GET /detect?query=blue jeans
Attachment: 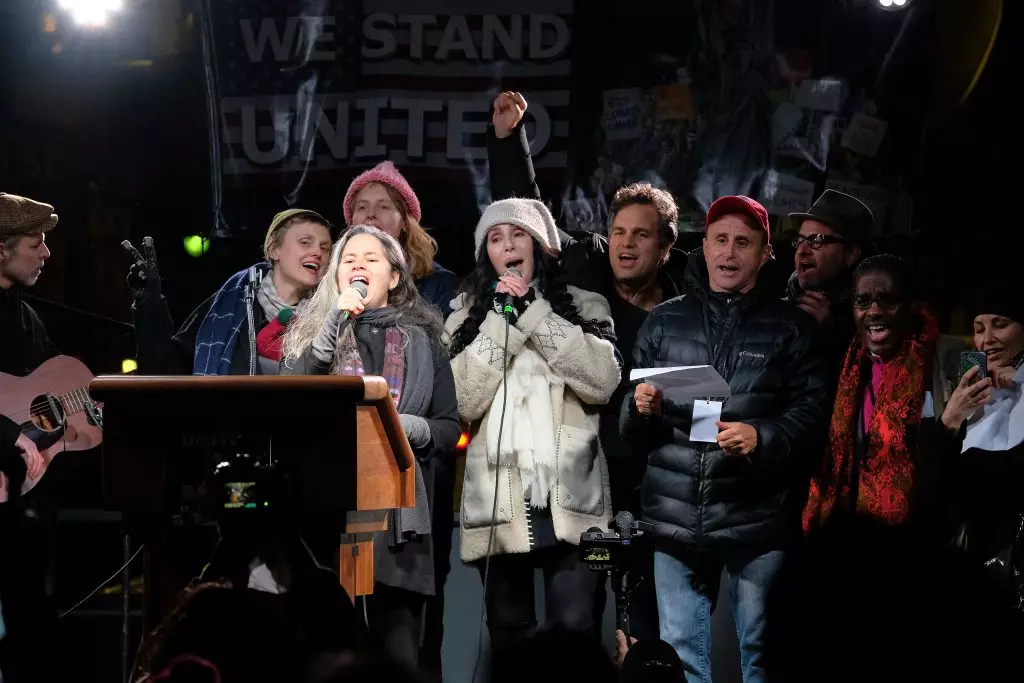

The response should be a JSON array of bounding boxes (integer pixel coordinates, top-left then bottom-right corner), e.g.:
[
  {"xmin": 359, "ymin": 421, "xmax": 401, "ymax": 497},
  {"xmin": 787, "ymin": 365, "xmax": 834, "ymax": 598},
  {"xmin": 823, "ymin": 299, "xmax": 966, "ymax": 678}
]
[{"xmin": 654, "ymin": 546, "xmax": 786, "ymax": 683}]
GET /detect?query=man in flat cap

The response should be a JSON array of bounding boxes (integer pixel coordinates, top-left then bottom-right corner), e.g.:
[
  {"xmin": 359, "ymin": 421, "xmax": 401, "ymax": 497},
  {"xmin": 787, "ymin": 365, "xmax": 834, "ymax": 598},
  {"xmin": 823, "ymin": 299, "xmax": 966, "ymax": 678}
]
[
  {"xmin": 785, "ymin": 189, "xmax": 874, "ymax": 398},
  {"xmin": 0, "ymin": 192, "xmax": 58, "ymax": 373},
  {"xmin": 0, "ymin": 192, "xmax": 60, "ymax": 681}
]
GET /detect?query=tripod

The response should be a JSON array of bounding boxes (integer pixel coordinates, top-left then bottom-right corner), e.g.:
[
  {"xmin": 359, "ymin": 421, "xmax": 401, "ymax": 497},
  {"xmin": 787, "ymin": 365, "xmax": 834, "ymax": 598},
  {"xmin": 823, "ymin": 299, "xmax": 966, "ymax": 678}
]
[
  {"xmin": 611, "ymin": 563, "xmax": 647, "ymax": 637},
  {"xmin": 197, "ymin": 510, "xmax": 327, "ymax": 592}
]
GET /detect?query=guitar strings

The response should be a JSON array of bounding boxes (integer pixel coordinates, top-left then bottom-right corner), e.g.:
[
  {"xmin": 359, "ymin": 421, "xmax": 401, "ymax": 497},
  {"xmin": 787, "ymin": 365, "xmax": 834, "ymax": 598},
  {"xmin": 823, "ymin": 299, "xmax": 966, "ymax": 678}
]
[{"xmin": 23, "ymin": 386, "xmax": 94, "ymax": 420}]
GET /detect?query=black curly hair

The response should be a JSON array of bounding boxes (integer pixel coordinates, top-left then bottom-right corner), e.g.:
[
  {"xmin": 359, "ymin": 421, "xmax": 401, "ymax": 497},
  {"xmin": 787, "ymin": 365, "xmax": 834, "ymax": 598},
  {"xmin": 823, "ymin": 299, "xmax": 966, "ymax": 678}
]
[{"xmin": 447, "ymin": 239, "xmax": 614, "ymax": 357}]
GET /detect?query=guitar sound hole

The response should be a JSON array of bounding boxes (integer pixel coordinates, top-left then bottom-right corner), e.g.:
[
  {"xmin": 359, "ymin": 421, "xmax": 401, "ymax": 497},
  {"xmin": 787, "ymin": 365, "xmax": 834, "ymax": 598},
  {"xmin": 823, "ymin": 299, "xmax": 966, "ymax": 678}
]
[{"xmin": 29, "ymin": 394, "xmax": 64, "ymax": 432}]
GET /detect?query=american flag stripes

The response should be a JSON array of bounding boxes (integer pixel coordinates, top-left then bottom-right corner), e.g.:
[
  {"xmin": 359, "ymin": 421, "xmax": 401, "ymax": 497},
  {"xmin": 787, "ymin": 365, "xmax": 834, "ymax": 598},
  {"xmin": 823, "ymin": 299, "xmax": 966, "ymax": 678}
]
[{"xmin": 211, "ymin": 0, "xmax": 573, "ymax": 178}]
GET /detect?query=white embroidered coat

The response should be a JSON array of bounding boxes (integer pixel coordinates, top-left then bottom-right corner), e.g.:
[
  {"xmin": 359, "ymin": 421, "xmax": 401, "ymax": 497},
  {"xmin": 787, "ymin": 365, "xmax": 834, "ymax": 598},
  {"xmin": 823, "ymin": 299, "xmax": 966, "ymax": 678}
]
[{"xmin": 445, "ymin": 286, "xmax": 621, "ymax": 562}]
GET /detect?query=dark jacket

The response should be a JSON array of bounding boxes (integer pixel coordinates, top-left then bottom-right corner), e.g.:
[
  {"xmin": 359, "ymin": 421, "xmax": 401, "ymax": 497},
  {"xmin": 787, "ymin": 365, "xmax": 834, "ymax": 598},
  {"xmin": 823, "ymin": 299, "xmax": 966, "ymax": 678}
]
[
  {"xmin": 0, "ymin": 286, "xmax": 57, "ymax": 378},
  {"xmin": 952, "ymin": 441, "xmax": 1024, "ymax": 575},
  {"xmin": 620, "ymin": 250, "xmax": 829, "ymax": 549},
  {"xmin": 782, "ymin": 271, "xmax": 856, "ymax": 402},
  {"xmin": 0, "ymin": 416, "xmax": 20, "ymax": 451},
  {"xmin": 1, "ymin": 285, "xmax": 58, "ymax": 451},
  {"xmin": 416, "ymin": 262, "xmax": 459, "ymax": 319}
]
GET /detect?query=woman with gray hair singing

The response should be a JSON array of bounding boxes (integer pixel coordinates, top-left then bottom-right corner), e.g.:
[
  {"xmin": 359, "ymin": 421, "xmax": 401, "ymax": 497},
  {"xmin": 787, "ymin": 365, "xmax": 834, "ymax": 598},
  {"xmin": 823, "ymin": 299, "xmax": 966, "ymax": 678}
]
[{"xmin": 281, "ymin": 224, "xmax": 461, "ymax": 668}]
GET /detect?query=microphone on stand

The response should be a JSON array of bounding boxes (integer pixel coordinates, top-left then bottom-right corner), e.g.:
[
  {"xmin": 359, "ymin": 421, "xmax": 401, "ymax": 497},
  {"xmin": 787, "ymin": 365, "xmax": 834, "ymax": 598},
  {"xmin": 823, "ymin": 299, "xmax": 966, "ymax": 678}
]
[
  {"xmin": 614, "ymin": 510, "xmax": 635, "ymax": 543},
  {"xmin": 498, "ymin": 267, "xmax": 522, "ymax": 318},
  {"xmin": 340, "ymin": 280, "xmax": 368, "ymax": 322}
]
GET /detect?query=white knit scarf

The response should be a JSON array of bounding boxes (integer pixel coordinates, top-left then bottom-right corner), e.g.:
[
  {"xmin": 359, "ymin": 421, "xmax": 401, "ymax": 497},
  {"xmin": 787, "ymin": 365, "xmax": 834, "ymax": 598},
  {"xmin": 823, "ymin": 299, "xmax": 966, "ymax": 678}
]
[{"xmin": 486, "ymin": 344, "xmax": 558, "ymax": 508}]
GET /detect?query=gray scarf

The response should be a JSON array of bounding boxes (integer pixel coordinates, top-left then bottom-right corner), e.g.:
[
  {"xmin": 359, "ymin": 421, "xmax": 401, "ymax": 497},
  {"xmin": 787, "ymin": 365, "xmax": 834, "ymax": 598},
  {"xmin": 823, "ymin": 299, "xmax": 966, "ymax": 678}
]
[
  {"xmin": 256, "ymin": 270, "xmax": 292, "ymax": 322},
  {"xmin": 383, "ymin": 318, "xmax": 434, "ymax": 545}
]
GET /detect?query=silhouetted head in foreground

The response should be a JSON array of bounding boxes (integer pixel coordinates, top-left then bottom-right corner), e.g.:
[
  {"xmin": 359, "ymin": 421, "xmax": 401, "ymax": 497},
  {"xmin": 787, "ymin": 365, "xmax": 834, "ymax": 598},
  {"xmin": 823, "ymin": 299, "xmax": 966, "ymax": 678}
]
[{"xmin": 620, "ymin": 638, "xmax": 684, "ymax": 683}]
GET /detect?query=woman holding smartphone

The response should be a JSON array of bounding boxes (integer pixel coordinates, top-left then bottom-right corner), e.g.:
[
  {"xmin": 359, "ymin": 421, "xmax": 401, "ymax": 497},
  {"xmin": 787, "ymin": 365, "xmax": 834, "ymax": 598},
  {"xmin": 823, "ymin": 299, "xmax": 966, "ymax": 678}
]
[{"xmin": 949, "ymin": 281, "xmax": 1023, "ymax": 609}]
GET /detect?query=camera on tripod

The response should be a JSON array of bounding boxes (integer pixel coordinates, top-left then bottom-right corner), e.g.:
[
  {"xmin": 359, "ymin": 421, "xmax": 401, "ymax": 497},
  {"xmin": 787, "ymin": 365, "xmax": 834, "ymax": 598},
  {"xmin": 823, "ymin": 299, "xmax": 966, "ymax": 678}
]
[
  {"xmin": 579, "ymin": 511, "xmax": 654, "ymax": 636},
  {"xmin": 579, "ymin": 511, "xmax": 653, "ymax": 572},
  {"xmin": 195, "ymin": 435, "xmax": 288, "ymax": 526},
  {"xmin": 212, "ymin": 451, "xmax": 275, "ymax": 515}
]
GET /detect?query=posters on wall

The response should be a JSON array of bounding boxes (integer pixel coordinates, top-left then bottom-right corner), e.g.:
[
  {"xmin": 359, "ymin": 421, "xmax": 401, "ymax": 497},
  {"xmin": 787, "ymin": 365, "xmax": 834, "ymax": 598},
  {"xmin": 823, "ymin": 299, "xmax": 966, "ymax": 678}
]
[
  {"xmin": 567, "ymin": 3, "xmax": 925, "ymax": 238},
  {"xmin": 602, "ymin": 88, "xmax": 644, "ymax": 141}
]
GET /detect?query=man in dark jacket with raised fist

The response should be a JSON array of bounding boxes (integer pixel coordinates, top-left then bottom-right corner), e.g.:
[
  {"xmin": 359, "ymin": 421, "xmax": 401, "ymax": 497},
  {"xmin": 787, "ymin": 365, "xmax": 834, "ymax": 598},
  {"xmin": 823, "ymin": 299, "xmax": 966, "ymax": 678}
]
[{"xmin": 620, "ymin": 196, "xmax": 828, "ymax": 683}]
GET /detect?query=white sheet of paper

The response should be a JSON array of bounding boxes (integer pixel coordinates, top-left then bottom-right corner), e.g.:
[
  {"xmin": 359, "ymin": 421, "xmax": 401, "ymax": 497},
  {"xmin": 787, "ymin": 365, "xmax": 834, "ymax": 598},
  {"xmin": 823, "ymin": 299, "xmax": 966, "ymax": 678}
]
[
  {"xmin": 629, "ymin": 365, "xmax": 731, "ymax": 399},
  {"xmin": 921, "ymin": 391, "xmax": 935, "ymax": 419},
  {"xmin": 691, "ymin": 400, "xmax": 723, "ymax": 443}
]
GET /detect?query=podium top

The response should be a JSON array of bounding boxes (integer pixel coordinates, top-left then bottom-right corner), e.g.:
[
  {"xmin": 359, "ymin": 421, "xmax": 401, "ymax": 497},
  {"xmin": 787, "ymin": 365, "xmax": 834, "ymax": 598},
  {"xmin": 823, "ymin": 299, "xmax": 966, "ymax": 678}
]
[{"xmin": 90, "ymin": 374, "xmax": 388, "ymax": 400}]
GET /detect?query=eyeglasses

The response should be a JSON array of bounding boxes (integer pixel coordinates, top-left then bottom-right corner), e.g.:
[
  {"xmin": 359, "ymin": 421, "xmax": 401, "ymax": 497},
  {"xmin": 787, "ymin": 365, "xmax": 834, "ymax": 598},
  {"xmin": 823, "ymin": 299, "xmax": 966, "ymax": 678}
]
[
  {"xmin": 852, "ymin": 293, "xmax": 903, "ymax": 311},
  {"xmin": 791, "ymin": 233, "xmax": 849, "ymax": 250}
]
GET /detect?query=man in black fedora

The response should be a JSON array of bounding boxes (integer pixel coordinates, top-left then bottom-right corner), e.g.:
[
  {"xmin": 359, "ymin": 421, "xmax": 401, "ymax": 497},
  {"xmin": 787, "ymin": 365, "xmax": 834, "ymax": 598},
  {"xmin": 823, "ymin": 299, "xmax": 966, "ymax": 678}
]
[{"xmin": 785, "ymin": 189, "xmax": 874, "ymax": 396}]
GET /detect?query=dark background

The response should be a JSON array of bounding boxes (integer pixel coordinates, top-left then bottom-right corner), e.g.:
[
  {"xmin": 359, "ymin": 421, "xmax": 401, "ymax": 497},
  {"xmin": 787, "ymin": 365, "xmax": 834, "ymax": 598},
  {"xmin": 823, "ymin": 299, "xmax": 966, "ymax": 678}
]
[
  {"xmin": 0, "ymin": 0, "xmax": 1017, "ymax": 680},
  {"xmin": 1, "ymin": 0, "xmax": 1015, "ymax": 377}
]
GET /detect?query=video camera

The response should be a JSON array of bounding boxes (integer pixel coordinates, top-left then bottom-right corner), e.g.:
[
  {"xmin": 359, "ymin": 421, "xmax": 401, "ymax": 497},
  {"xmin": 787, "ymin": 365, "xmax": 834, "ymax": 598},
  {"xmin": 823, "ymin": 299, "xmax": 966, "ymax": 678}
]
[
  {"xmin": 211, "ymin": 449, "xmax": 279, "ymax": 517},
  {"xmin": 176, "ymin": 433, "xmax": 290, "ymax": 529},
  {"xmin": 580, "ymin": 511, "xmax": 653, "ymax": 572},
  {"xmin": 580, "ymin": 511, "xmax": 654, "ymax": 636}
]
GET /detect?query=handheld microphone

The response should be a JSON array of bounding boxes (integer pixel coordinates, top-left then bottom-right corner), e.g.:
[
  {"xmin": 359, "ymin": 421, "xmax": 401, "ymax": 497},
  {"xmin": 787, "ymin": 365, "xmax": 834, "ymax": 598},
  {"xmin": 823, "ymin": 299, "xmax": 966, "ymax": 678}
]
[
  {"xmin": 340, "ymin": 280, "xmax": 368, "ymax": 321},
  {"xmin": 499, "ymin": 267, "xmax": 522, "ymax": 317}
]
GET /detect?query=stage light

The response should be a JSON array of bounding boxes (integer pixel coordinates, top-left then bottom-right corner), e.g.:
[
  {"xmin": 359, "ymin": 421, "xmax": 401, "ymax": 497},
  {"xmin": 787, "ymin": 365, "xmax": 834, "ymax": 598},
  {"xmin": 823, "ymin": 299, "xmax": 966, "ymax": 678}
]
[
  {"xmin": 183, "ymin": 235, "xmax": 210, "ymax": 258},
  {"xmin": 877, "ymin": 0, "xmax": 911, "ymax": 9},
  {"xmin": 121, "ymin": 358, "xmax": 137, "ymax": 374},
  {"xmin": 57, "ymin": 0, "xmax": 123, "ymax": 28}
]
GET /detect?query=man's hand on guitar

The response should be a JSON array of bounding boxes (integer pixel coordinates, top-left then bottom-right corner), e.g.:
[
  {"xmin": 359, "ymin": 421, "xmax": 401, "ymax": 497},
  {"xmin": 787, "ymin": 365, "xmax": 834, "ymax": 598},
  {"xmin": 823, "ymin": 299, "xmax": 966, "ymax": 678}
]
[{"xmin": 15, "ymin": 433, "xmax": 45, "ymax": 480}]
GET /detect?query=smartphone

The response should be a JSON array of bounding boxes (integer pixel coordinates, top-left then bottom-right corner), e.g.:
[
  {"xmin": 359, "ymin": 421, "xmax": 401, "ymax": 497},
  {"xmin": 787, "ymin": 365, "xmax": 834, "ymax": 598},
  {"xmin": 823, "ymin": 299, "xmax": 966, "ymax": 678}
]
[{"xmin": 960, "ymin": 351, "xmax": 988, "ymax": 382}]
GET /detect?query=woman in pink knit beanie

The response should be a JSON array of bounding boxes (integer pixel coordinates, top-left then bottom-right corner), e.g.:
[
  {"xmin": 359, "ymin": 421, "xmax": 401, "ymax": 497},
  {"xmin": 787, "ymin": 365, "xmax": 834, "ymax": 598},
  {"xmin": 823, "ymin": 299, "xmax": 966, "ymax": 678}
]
[{"xmin": 343, "ymin": 161, "xmax": 457, "ymax": 316}]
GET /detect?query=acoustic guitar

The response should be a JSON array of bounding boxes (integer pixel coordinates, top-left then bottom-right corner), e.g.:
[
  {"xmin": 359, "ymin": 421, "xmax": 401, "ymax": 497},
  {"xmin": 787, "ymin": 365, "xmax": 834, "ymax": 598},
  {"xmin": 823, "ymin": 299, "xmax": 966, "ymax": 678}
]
[{"xmin": 0, "ymin": 355, "xmax": 102, "ymax": 500}]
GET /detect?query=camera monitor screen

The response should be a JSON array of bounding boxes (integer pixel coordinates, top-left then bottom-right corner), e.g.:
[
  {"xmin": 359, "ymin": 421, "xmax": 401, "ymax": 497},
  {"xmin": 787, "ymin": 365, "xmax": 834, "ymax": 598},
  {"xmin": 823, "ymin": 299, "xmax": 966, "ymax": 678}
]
[{"xmin": 223, "ymin": 481, "xmax": 261, "ymax": 509}]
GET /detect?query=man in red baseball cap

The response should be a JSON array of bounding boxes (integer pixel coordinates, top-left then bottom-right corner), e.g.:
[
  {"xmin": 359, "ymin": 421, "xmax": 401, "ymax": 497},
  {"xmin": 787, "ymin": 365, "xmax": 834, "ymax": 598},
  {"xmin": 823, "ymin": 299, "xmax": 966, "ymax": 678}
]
[
  {"xmin": 703, "ymin": 194, "xmax": 772, "ymax": 295},
  {"xmin": 621, "ymin": 195, "xmax": 827, "ymax": 681}
]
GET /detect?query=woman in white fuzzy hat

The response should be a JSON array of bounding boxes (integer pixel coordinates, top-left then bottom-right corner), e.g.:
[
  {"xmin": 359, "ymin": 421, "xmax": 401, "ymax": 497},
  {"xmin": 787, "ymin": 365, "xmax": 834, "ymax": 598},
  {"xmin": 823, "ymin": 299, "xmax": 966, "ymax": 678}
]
[{"xmin": 444, "ymin": 197, "xmax": 621, "ymax": 666}]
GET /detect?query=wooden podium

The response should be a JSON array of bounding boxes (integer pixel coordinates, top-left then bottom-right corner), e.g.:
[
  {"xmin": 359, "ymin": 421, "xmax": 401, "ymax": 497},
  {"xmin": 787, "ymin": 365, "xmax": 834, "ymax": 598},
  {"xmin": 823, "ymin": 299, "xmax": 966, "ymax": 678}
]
[{"xmin": 89, "ymin": 374, "xmax": 414, "ymax": 627}]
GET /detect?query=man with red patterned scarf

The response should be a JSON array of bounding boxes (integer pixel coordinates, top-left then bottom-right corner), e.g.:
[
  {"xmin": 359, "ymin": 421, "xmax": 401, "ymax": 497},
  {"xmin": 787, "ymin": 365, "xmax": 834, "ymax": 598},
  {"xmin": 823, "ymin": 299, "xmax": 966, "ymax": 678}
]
[{"xmin": 803, "ymin": 254, "xmax": 985, "ymax": 539}]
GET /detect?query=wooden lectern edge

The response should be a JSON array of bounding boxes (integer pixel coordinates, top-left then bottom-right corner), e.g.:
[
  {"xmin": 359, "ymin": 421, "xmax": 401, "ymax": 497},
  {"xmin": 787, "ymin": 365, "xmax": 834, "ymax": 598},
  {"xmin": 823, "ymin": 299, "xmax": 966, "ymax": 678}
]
[
  {"xmin": 375, "ymin": 390, "xmax": 415, "ymax": 474},
  {"xmin": 361, "ymin": 376, "xmax": 388, "ymax": 400},
  {"xmin": 89, "ymin": 374, "xmax": 376, "ymax": 396}
]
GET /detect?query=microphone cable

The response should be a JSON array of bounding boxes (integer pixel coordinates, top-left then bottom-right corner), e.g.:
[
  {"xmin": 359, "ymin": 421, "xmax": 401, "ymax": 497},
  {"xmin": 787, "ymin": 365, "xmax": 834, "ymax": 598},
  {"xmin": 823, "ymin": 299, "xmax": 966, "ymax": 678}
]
[{"xmin": 471, "ymin": 310, "xmax": 512, "ymax": 683}]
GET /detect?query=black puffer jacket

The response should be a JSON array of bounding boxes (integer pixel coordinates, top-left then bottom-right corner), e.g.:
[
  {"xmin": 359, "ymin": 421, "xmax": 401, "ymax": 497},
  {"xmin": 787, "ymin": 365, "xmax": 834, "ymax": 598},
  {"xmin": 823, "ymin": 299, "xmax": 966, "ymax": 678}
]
[{"xmin": 620, "ymin": 250, "xmax": 829, "ymax": 549}]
